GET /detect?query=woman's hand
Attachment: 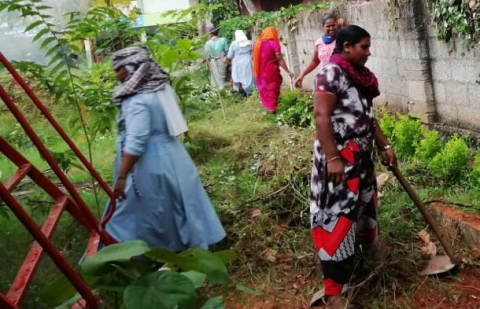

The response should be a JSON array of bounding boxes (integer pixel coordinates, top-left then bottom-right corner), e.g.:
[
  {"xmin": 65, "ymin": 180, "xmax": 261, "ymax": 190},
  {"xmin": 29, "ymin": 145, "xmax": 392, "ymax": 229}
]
[
  {"xmin": 288, "ymin": 71, "xmax": 295, "ymax": 79},
  {"xmin": 114, "ymin": 177, "xmax": 127, "ymax": 201},
  {"xmin": 327, "ymin": 158, "xmax": 346, "ymax": 185},
  {"xmin": 381, "ymin": 148, "xmax": 398, "ymax": 167},
  {"xmin": 294, "ymin": 76, "xmax": 304, "ymax": 88}
]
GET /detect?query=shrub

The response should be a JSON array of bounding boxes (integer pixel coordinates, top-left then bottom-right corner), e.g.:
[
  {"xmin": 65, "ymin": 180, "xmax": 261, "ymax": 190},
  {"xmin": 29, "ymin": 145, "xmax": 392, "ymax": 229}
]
[
  {"xmin": 376, "ymin": 108, "xmax": 396, "ymax": 141},
  {"xmin": 428, "ymin": 135, "xmax": 470, "ymax": 181},
  {"xmin": 415, "ymin": 130, "xmax": 444, "ymax": 164},
  {"xmin": 470, "ymin": 152, "xmax": 480, "ymax": 184},
  {"xmin": 392, "ymin": 115, "xmax": 423, "ymax": 159},
  {"xmin": 271, "ymin": 90, "xmax": 313, "ymax": 128}
]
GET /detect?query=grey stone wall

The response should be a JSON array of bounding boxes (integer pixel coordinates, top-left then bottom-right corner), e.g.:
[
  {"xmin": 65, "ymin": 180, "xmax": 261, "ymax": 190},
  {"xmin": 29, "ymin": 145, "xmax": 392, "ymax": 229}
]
[
  {"xmin": 429, "ymin": 34, "xmax": 480, "ymax": 129},
  {"xmin": 268, "ymin": 0, "xmax": 480, "ymax": 130}
]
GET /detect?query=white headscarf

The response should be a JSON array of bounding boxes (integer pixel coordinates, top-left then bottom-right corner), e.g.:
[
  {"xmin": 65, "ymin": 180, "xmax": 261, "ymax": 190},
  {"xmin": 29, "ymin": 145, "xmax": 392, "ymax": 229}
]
[{"xmin": 235, "ymin": 30, "xmax": 251, "ymax": 47}]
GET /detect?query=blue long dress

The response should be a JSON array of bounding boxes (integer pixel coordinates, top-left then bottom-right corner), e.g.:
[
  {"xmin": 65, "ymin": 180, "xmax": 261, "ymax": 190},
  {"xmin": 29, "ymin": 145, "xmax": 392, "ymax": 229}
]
[
  {"xmin": 104, "ymin": 91, "xmax": 226, "ymax": 252},
  {"xmin": 227, "ymin": 41, "xmax": 254, "ymax": 95}
]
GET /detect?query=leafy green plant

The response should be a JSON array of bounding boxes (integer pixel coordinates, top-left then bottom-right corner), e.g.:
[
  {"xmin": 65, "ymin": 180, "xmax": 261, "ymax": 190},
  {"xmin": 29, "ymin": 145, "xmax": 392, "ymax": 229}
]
[
  {"xmin": 470, "ymin": 152, "xmax": 480, "ymax": 184},
  {"xmin": 219, "ymin": 1, "xmax": 334, "ymax": 39},
  {"xmin": 429, "ymin": 0, "xmax": 480, "ymax": 44},
  {"xmin": 428, "ymin": 134, "xmax": 470, "ymax": 181},
  {"xmin": 269, "ymin": 90, "xmax": 313, "ymax": 128},
  {"xmin": 391, "ymin": 115, "xmax": 423, "ymax": 159},
  {"xmin": 415, "ymin": 129, "xmax": 444, "ymax": 164},
  {"xmin": 200, "ymin": 0, "xmax": 240, "ymax": 28},
  {"xmin": 77, "ymin": 61, "xmax": 118, "ymax": 139},
  {"xmin": 42, "ymin": 241, "xmax": 260, "ymax": 309},
  {"xmin": 376, "ymin": 108, "xmax": 396, "ymax": 141},
  {"xmin": 67, "ymin": 6, "xmax": 141, "ymax": 56}
]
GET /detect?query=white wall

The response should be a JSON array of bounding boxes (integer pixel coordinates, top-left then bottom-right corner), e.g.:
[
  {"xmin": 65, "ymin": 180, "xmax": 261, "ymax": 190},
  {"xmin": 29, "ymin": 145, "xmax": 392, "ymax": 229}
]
[{"xmin": 138, "ymin": 0, "xmax": 191, "ymax": 14}]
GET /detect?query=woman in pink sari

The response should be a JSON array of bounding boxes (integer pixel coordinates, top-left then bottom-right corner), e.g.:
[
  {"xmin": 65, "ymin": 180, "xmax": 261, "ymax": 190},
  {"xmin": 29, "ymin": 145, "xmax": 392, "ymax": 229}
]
[{"xmin": 253, "ymin": 27, "xmax": 294, "ymax": 112}]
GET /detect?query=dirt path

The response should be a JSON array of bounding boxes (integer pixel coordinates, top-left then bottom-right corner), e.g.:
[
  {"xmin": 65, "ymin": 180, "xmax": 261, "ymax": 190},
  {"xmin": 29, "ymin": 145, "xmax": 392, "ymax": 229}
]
[
  {"xmin": 409, "ymin": 267, "xmax": 480, "ymax": 309},
  {"xmin": 226, "ymin": 267, "xmax": 480, "ymax": 308}
]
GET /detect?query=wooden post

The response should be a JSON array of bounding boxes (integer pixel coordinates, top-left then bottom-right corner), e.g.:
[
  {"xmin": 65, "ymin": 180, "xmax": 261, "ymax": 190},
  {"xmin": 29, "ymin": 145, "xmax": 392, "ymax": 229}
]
[
  {"xmin": 241, "ymin": 0, "xmax": 258, "ymax": 15},
  {"xmin": 84, "ymin": 39, "xmax": 93, "ymax": 69}
]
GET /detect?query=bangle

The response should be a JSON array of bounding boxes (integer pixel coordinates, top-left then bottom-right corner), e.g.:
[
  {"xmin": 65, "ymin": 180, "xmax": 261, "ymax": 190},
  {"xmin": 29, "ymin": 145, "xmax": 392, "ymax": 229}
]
[
  {"xmin": 381, "ymin": 145, "xmax": 392, "ymax": 151},
  {"xmin": 327, "ymin": 156, "xmax": 341, "ymax": 163}
]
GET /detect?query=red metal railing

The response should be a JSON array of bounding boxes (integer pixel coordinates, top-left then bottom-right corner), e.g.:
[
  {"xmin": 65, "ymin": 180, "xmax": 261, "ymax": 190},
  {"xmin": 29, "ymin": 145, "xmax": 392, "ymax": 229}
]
[
  {"xmin": 0, "ymin": 52, "xmax": 117, "ymax": 233},
  {"xmin": 0, "ymin": 138, "xmax": 99, "ymax": 309},
  {"xmin": 0, "ymin": 52, "xmax": 118, "ymax": 308}
]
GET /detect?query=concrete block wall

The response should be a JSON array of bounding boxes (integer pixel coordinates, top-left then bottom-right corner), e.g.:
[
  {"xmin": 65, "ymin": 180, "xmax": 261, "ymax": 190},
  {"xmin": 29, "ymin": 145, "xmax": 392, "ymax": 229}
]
[
  {"xmin": 344, "ymin": 1, "xmax": 418, "ymax": 115},
  {"xmin": 265, "ymin": 0, "xmax": 480, "ymax": 130},
  {"xmin": 429, "ymin": 35, "xmax": 480, "ymax": 130}
]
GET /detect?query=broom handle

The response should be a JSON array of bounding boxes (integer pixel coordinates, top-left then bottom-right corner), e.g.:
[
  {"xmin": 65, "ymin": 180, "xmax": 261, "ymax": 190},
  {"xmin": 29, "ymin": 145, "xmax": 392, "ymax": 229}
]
[{"xmin": 390, "ymin": 165, "xmax": 458, "ymax": 263}]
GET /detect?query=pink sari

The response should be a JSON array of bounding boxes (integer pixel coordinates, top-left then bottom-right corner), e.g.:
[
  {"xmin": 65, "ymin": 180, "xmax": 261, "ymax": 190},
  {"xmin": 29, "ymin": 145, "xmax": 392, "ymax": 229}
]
[{"xmin": 256, "ymin": 40, "xmax": 282, "ymax": 112}]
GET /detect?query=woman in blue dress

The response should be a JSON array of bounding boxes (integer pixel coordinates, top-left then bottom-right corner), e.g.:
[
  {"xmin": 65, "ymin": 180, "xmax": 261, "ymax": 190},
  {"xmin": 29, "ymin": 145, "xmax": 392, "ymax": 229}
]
[{"xmin": 104, "ymin": 47, "xmax": 226, "ymax": 252}]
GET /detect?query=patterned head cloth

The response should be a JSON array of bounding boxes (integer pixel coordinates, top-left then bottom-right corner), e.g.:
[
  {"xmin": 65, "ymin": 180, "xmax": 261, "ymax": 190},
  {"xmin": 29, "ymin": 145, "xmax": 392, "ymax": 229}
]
[{"xmin": 112, "ymin": 47, "xmax": 169, "ymax": 105}]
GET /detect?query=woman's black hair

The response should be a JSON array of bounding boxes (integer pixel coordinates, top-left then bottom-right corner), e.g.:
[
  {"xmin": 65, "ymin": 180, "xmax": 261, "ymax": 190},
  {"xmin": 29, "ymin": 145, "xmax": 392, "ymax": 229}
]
[
  {"xmin": 321, "ymin": 13, "xmax": 337, "ymax": 26},
  {"xmin": 333, "ymin": 25, "xmax": 370, "ymax": 54},
  {"xmin": 208, "ymin": 26, "xmax": 219, "ymax": 36}
]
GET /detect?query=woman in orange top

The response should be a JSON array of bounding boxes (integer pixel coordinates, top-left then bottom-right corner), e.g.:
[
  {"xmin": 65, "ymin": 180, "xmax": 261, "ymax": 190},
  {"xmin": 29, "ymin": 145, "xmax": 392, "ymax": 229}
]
[{"xmin": 252, "ymin": 27, "xmax": 294, "ymax": 112}]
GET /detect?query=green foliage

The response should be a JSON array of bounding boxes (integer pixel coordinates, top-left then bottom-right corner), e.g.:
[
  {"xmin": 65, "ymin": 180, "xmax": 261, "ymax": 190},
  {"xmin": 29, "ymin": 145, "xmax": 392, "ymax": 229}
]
[
  {"xmin": 43, "ymin": 241, "xmax": 257, "ymax": 309},
  {"xmin": 146, "ymin": 247, "xmax": 230, "ymax": 284},
  {"xmin": 68, "ymin": 7, "xmax": 141, "ymax": 55},
  {"xmin": 219, "ymin": 2, "xmax": 333, "ymax": 40},
  {"xmin": 92, "ymin": 0, "xmax": 132, "ymax": 7},
  {"xmin": 428, "ymin": 134, "xmax": 470, "ymax": 181},
  {"xmin": 429, "ymin": 0, "xmax": 480, "ymax": 44},
  {"xmin": 470, "ymin": 152, "xmax": 480, "ymax": 184},
  {"xmin": 391, "ymin": 115, "xmax": 423, "ymax": 159},
  {"xmin": 124, "ymin": 271, "xmax": 197, "ymax": 309},
  {"xmin": 414, "ymin": 129, "xmax": 444, "ymax": 164},
  {"xmin": 200, "ymin": 0, "xmax": 240, "ymax": 28},
  {"xmin": 376, "ymin": 108, "xmax": 396, "ymax": 141},
  {"xmin": 81, "ymin": 240, "xmax": 151, "ymax": 276},
  {"xmin": 78, "ymin": 61, "xmax": 118, "ymax": 139},
  {"xmin": 268, "ymin": 90, "xmax": 313, "ymax": 128}
]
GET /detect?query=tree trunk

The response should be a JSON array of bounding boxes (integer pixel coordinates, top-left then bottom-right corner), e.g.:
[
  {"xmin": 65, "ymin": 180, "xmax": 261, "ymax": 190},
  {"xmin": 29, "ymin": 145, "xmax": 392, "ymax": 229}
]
[{"xmin": 241, "ymin": 0, "xmax": 257, "ymax": 15}]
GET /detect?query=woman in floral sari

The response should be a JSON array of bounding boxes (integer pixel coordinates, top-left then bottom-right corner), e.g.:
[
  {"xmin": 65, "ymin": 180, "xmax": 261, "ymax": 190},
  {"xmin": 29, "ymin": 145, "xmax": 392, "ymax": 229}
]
[
  {"xmin": 310, "ymin": 26, "xmax": 397, "ymax": 308},
  {"xmin": 252, "ymin": 27, "xmax": 294, "ymax": 112}
]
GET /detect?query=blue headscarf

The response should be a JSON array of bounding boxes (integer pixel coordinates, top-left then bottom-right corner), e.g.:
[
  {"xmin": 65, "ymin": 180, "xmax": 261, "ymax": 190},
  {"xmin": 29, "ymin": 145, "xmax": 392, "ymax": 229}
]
[{"xmin": 322, "ymin": 34, "xmax": 335, "ymax": 45}]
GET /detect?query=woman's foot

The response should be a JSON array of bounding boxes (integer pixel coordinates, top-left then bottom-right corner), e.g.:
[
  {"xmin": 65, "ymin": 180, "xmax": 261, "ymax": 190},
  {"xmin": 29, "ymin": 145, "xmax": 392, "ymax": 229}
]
[{"xmin": 325, "ymin": 295, "xmax": 348, "ymax": 309}]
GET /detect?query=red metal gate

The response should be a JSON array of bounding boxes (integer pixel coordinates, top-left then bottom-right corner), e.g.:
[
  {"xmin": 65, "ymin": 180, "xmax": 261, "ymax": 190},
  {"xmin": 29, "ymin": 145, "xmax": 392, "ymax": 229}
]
[{"xmin": 0, "ymin": 52, "xmax": 117, "ymax": 308}]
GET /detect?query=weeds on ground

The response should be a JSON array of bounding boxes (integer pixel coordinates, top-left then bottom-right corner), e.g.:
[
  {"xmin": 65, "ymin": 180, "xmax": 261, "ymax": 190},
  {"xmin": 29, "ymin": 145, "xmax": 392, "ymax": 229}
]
[{"xmin": 265, "ymin": 90, "xmax": 314, "ymax": 128}]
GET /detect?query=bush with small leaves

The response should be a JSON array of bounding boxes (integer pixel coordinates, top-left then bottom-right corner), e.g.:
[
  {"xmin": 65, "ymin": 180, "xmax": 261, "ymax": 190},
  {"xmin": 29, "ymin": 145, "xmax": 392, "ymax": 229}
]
[
  {"xmin": 428, "ymin": 135, "xmax": 470, "ymax": 182},
  {"xmin": 470, "ymin": 152, "xmax": 480, "ymax": 184},
  {"xmin": 415, "ymin": 129, "xmax": 444, "ymax": 164},
  {"xmin": 392, "ymin": 115, "xmax": 423, "ymax": 159},
  {"xmin": 376, "ymin": 108, "xmax": 396, "ymax": 142}
]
